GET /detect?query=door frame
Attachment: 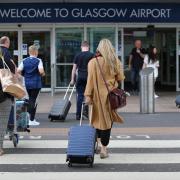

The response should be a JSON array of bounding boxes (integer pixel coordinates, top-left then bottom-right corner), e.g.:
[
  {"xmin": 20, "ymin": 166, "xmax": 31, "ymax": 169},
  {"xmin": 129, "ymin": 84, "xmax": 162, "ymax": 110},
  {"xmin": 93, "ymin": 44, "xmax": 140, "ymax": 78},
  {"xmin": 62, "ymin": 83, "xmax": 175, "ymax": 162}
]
[
  {"xmin": 0, "ymin": 26, "xmax": 53, "ymax": 92},
  {"xmin": 122, "ymin": 25, "xmax": 178, "ymax": 91},
  {"xmin": 21, "ymin": 28, "xmax": 52, "ymax": 92},
  {"xmin": 176, "ymin": 28, "xmax": 180, "ymax": 91}
]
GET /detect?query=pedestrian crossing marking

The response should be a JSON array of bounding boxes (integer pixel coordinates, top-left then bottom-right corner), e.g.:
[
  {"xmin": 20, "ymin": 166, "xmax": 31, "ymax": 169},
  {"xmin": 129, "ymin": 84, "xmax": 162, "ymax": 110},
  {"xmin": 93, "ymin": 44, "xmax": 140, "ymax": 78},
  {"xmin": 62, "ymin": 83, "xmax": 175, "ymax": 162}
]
[
  {"xmin": 1, "ymin": 139, "xmax": 180, "ymax": 174},
  {"xmin": 0, "ymin": 153, "xmax": 180, "ymax": 165},
  {"xmin": 4, "ymin": 140, "xmax": 180, "ymax": 148},
  {"xmin": 1, "ymin": 172, "xmax": 180, "ymax": 180}
]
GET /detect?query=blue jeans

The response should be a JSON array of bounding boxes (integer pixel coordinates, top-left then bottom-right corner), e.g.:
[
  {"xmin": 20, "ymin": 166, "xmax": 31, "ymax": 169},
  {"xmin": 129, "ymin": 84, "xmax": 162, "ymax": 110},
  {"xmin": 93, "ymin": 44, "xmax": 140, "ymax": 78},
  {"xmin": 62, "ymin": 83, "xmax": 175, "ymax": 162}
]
[
  {"xmin": 76, "ymin": 77, "xmax": 87, "ymax": 117},
  {"xmin": 131, "ymin": 68, "xmax": 140, "ymax": 91}
]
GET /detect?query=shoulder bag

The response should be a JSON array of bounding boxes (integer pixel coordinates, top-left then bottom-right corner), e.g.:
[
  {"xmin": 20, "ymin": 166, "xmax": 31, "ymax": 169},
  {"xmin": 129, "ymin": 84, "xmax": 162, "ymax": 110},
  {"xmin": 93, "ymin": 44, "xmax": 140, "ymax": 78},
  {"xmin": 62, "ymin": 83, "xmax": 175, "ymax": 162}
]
[
  {"xmin": 95, "ymin": 56, "xmax": 126, "ymax": 110},
  {"xmin": 0, "ymin": 55, "xmax": 26, "ymax": 99}
]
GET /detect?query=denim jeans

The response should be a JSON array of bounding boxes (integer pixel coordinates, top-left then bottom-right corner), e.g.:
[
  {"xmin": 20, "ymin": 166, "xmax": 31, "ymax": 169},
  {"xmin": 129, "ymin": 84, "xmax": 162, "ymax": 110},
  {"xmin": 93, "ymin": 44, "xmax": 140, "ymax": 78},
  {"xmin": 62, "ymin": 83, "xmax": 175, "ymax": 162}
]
[
  {"xmin": 76, "ymin": 77, "xmax": 87, "ymax": 117},
  {"xmin": 131, "ymin": 68, "xmax": 140, "ymax": 91}
]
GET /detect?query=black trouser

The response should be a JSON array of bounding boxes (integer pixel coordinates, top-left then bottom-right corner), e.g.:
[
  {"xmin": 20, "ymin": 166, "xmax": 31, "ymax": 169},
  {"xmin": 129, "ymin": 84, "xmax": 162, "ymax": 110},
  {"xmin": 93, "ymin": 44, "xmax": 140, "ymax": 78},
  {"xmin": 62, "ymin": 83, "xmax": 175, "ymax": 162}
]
[
  {"xmin": 27, "ymin": 88, "xmax": 40, "ymax": 121},
  {"xmin": 131, "ymin": 68, "xmax": 140, "ymax": 91},
  {"xmin": 96, "ymin": 128, "xmax": 111, "ymax": 146},
  {"xmin": 76, "ymin": 77, "xmax": 87, "ymax": 117}
]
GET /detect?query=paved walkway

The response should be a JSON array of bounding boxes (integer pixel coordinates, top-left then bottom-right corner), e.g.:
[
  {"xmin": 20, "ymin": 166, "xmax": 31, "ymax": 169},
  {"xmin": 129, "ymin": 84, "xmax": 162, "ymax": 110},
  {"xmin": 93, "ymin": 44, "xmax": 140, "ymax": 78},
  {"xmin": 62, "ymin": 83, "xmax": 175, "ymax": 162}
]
[{"xmin": 37, "ymin": 92, "xmax": 180, "ymax": 113}]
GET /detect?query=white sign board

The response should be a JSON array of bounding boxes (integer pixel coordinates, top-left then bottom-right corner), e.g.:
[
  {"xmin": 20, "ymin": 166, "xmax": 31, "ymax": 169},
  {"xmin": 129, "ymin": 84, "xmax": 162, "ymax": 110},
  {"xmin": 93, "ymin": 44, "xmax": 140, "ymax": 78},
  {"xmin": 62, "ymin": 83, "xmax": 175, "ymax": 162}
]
[{"xmin": 22, "ymin": 44, "xmax": 27, "ymax": 55}]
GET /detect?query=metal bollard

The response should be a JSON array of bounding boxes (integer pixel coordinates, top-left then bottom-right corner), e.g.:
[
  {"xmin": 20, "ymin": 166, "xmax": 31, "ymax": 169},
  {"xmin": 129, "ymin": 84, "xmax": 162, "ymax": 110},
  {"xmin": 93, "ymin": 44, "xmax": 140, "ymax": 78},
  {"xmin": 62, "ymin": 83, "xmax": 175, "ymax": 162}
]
[{"xmin": 140, "ymin": 67, "xmax": 155, "ymax": 114}]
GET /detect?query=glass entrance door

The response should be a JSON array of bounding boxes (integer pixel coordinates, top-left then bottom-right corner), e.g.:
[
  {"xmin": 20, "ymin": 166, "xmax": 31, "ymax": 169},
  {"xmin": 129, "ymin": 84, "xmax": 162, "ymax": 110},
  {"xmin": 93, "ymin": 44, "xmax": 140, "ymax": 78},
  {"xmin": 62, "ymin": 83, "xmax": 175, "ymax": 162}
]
[
  {"xmin": 22, "ymin": 31, "xmax": 51, "ymax": 88},
  {"xmin": 87, "ymin": 27, "xmax": 115, "ymax": 52},
  {"xmin": 55, "ymin": 28, "xmax": 84, "ymax": 88},
  {"xmin": 124, "ymin": 28, "xmax": 176, "ymax": 91},
  {"xmin": 0, "ymin": 31, "xmax": 18, "ymax": 65},
  {"xmin": 156, "ymin": 29, "xmax": 176, "ymax": 89},
  {"xmin": 177, "ymin": 29, "xmax": 180, "ymax": 91}
]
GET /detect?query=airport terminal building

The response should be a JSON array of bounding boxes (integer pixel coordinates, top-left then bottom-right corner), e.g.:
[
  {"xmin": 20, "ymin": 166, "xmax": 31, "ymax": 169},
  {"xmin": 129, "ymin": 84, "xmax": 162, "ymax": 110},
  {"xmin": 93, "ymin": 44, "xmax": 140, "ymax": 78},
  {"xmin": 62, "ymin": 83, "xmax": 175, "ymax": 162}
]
[{"xmin": 1, "ymin": 0, "xmax": 180, "ymax": 92}]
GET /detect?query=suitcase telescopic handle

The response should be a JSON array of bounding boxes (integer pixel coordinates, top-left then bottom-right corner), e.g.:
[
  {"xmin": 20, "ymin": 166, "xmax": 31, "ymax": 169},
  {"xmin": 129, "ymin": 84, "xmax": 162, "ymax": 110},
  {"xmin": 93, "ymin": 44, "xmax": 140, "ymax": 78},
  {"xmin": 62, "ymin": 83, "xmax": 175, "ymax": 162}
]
[
  {"xmin": 63, "ymin": 83, "xmax": 76, "ymax": 101},
  {"xmin": 80, "ymin": 102, "xmax": 93, "ymax": 126}
]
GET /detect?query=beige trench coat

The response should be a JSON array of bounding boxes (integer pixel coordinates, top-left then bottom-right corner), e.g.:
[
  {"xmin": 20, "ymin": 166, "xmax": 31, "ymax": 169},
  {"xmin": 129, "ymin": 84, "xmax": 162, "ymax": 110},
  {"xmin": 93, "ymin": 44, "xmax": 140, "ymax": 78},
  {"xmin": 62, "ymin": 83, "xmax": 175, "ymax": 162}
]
[{"xmin": 84, "ymin": 56, "xmax": 125, "ymax": 130}]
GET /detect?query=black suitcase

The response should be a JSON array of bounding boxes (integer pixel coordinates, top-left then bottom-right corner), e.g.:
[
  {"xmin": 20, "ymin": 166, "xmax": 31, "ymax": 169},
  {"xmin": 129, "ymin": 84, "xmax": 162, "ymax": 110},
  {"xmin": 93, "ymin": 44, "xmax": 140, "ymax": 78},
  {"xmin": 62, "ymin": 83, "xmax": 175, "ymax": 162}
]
[
  {"xmin": 66, "ymin": 104, "xmax": 96, "ymax": 167},
  {"xmin": 175, "ymin": 95, "xmax": 180, "ymax": 108},
  {"xmin": 48, "ymin": 84, "xmax": 75, "ymax": 122}
]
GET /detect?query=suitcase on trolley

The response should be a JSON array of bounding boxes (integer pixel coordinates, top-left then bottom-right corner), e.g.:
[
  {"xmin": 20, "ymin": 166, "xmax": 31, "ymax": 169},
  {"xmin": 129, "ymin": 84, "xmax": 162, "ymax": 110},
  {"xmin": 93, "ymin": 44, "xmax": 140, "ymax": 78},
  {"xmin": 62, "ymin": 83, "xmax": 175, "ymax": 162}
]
[
  {"xmin": 66, "ymin": 104, "xmax": 96, "ymax": 167},
  {"xmin": 7, "ymin": 99, "xmax": 30, "ymax": 147},
  {"xmin": 48, "ymin": 83, "xmax": 75, "ymax": 122},
  {"xmin": 8, "ymin": 99, "xmax": 30, "ymax": 132}
]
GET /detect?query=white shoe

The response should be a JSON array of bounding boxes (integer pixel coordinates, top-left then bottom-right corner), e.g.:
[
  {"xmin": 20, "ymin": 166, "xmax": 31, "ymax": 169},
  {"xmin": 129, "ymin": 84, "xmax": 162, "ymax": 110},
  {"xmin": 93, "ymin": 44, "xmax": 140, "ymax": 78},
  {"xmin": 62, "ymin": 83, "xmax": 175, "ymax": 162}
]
[
  {"xmin": 154, "ymin": 94, "xmax": 159, "ymax": 98},
  {"xmin": 29, "ymin": 120, "xmax": 40, "ymax": 126}
]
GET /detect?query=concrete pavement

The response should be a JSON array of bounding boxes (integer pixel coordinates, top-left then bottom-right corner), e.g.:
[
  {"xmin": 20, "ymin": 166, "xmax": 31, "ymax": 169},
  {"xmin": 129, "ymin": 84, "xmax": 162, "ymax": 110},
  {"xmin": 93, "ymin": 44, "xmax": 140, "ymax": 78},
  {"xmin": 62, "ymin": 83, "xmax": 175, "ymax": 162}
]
[
  {"xmin": 36, "ymin": 92, "xmax": 180, "ymax": 113},
  {"xmin": 1, "ymin": 91, "xmax": 180, "ymax": 179}
]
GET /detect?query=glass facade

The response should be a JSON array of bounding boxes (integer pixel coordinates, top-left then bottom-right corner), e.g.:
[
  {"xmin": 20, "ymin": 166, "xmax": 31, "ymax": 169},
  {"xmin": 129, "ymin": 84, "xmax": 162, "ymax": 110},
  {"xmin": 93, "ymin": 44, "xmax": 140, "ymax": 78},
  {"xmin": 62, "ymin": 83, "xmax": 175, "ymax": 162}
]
[
  {"xmin": 0, "ymin": 31, "xmax": 18, "ymax": 65},
  {"xmin": 124, "ymin": 28, "xmax": 176, "ymax": 91},
  {"xmin": 87, "ymin": 27, "xmax": 115, "ymax": 52},
  {"xmin": 0, "ymin": 25, "xmax": 178, "ymax": 91},
  {"xmin": 23, "ymin": 31, "xmax": 51, "ymax": 88},
  {"xmin": 55, "ymin": 28, "xmax": 84, "ymax": 87}
]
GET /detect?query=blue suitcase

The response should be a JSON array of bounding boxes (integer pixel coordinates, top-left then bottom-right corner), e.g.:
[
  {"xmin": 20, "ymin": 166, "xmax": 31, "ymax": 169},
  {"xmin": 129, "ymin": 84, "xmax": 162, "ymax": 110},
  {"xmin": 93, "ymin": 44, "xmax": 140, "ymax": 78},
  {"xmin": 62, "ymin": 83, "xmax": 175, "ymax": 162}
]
[{"xmin": 66, "ymin": 104, "xmax": 96, "ymax": 167}]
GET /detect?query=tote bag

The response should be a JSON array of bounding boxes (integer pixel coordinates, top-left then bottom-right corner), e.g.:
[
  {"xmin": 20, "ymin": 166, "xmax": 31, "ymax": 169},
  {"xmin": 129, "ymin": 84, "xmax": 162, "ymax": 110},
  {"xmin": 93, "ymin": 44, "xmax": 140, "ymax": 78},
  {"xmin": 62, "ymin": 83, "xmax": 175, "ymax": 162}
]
[{"xmin": 0, "ymin": 56, "xmax": 26, "ymax": 99}]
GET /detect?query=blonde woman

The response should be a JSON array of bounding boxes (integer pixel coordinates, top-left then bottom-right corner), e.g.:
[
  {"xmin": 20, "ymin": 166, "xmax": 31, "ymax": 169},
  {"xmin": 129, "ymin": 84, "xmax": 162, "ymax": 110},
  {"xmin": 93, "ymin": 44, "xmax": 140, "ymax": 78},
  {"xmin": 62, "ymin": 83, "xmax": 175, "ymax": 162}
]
[{"xmin": 85, "ymin": 39, "xmax": 125, "ymax": 159}]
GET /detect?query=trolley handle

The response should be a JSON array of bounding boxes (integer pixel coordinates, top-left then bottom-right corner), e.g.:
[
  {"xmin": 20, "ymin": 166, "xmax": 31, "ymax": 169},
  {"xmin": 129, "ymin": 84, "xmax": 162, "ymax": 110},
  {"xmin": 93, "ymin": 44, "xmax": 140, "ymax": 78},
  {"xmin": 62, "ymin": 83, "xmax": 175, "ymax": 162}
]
[
  {"xmin": 80, "ymin": 102, "xmax": 93, "ymax": 126},
  {"xmin": 63, "ymin": 83, "xmax": 76, "ymax": 101}
]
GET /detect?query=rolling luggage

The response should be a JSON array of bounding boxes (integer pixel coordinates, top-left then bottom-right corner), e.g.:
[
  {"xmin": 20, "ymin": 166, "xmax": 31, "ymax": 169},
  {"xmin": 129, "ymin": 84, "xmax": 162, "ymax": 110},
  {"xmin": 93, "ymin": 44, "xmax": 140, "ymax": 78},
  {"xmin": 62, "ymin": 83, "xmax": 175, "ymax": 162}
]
[
  {"xmin": 66, "ymin": 104, "xmax": 96, "ymax": 167},
  {"xmin": 8, "ymin": 99, "xmax": 30, "ymax": 132},
  {"xmin": 48, "ymin": 83, "xmax": 75, "ymax": 122},
  {"xmin": 7, "ymin": 99, "xmax": 30, "ymax": 147},
  {"xmin": 175, "ymin": 95, "xmax": 180, "ymax": 108}
]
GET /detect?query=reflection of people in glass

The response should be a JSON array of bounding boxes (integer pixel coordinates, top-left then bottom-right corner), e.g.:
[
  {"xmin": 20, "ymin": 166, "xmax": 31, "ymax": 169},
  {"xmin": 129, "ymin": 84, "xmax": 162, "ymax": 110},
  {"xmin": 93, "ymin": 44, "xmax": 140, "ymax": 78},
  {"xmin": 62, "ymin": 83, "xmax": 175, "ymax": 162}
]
[
  {"xmin": 18, "ymin": 45, "xmax": 45, "ymax": 126},
  {"xmin": 129, "ymin": 40, "xmax": 145, "ymax": 95},
  {"xmin": 143, "ymin": 46, "xmax": 160, "ymax": 98},
  {"xmin": 70, "ymin": 41, "xmax": 94, "ymax": 120}
]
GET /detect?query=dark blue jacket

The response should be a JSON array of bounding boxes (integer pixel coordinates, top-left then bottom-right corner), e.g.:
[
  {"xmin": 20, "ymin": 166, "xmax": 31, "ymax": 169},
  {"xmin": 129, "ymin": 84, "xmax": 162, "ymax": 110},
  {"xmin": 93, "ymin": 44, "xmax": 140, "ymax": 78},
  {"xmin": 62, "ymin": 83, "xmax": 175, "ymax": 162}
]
[{"xmin": 23, "ymin": 57, "xmax": 42, "ymax": 89}]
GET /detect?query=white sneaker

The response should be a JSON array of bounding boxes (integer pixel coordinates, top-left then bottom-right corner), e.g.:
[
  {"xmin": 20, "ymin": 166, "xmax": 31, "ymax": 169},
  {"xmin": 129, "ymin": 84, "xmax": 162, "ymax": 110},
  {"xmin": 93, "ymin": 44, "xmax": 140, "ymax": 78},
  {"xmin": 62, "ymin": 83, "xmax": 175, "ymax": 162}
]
[
  {"xmin": 154, "ymin": 94, "xmax": 159, "ymax": 99},
  {"xmin": 29, "ymin": 120, "xmax": 40, "ymax": 126}
]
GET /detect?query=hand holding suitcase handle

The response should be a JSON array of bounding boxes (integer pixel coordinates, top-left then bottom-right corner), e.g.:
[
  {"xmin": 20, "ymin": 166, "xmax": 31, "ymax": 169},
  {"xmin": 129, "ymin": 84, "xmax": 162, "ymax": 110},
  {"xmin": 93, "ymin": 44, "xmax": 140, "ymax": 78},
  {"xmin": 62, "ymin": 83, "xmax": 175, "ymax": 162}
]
[{"xmin": 80, "ymin": 102, "xmax": 92, "ymax": 126}]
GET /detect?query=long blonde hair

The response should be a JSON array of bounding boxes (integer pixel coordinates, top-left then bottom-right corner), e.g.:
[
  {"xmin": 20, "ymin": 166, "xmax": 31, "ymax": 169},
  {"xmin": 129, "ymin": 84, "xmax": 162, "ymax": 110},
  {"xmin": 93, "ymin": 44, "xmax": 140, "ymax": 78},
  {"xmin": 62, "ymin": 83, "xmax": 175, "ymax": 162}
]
[{"xmin": 97, "ymin": 39, "xmax": 119, "ymax": 75}]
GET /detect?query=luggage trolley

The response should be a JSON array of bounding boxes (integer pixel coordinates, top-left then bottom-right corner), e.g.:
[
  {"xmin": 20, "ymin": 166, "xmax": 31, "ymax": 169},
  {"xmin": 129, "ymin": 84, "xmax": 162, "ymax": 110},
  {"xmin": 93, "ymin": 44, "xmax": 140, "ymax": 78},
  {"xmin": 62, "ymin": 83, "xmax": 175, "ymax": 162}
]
[{"xmin": 7, "ymin": 98, "xmax": 30, "ymax": 147}]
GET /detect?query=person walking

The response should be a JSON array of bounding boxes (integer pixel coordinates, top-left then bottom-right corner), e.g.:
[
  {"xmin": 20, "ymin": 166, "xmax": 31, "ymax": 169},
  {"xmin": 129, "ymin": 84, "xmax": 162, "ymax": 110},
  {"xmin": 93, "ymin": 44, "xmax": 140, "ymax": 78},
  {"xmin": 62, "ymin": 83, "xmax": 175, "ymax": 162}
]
[
  {"xmin": 129, "ymin": 40, "xmax": 146, "ymax": 95},
  {"xmin": 143, "ymin": 46, "xmax": 160, "ymax": 98},
  {"xmin": 70, "ymin": 41, "xmax": 94, "ymax": 120},
  {"xmin": 0, "ymin": 36, "xmax": 16, "ymax": 155},
  {"xmin": 84, "ymin": 39, "xmax": 125, "ymax": 159},
  {"xmin": 18, "ymin": 45, "xmax": 45, "ymax": 126}
]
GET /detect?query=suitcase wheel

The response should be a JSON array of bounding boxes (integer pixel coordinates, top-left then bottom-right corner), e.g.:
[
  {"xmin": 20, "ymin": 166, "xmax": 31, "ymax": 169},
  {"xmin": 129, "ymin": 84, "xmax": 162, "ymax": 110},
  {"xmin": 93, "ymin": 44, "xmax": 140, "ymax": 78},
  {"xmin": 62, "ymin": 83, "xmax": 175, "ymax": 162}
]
[
  {"xmin": 68, "ymin": 162, "xmax": 72, "ymax": 168},
  {"xmin": 49, "ymin": 118, "xmax": 54, "ymax": 122},
  {"xmin": 176, "ymin": 104, "xmax": 180, "ymax": 108},
  {"xmin": 89, "ymin": 163, "xmax": 93, "ymax": 168},
  {"xmin": 87, "ymin": 157, "xmax": 93, "ymax": 163},
  {"xmin": 12, "ymin": 134, "xmax": 19, "ymax": 148}
]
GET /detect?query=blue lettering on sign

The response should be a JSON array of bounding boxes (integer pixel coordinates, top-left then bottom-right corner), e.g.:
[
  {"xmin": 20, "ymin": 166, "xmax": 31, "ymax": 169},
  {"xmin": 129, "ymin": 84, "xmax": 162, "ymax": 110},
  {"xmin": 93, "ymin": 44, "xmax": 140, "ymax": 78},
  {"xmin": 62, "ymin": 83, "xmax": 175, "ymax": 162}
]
[{"xmin": 0, "ymin": 3, "xmax": 178, "ymax": 23}]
